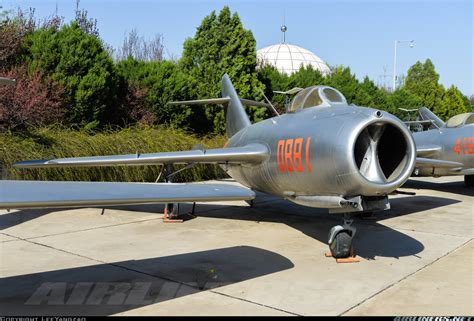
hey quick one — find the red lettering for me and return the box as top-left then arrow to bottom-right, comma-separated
285,139 -> 294,172
277,140 -> 286,172
454,138 -> 461,155
305,137 -> 312,172
469,137 -> 474,155
293,138 -> 304,172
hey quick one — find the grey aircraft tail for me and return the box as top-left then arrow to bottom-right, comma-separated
168,74 -> 270,138
221,74 -> 251,137
417,107 -> 445,128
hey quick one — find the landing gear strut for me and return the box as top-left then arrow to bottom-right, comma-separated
162,163 -> 183,222
327,214 -> 357,259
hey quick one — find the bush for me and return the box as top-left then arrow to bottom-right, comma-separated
0,66 -> 65,130
23,22 -> 120,127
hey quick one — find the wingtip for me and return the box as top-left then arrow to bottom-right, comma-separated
13,160 -> 49,168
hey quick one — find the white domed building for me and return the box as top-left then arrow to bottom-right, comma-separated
257,26 -> 331,76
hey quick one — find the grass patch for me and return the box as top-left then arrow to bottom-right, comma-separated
0,126 -> 228,182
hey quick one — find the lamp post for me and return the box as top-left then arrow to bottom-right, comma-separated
393,40 -> 414,91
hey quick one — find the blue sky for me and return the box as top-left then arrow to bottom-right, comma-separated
3,0 -> 473,95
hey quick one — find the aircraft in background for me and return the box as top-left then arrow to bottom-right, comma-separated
2,74 -> 419,259
404,107 -> 474,187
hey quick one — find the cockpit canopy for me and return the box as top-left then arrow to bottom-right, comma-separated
289,86 -> 347,113
445,113 -> 474,128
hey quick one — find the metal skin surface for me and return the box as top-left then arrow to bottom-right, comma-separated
413,125 -> 474,177
224,105 -> 416,201
0,181 -> 255,209
14,144 -> 268,168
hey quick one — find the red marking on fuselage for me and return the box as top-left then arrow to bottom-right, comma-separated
305,137 -> 312,172
454,136 -> 474,155
277,137 -> 312,173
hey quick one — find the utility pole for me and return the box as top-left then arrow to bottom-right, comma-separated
393,40 -> 415,91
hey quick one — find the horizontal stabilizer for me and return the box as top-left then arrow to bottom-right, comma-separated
416,145 -> 442,157
404,120 -> 435,126
0,181 -> 255,209
416,157 -> 463,169
14,143 -> 269,168
168,97 -> 270,108
168,97 -> 231,105
0,77 -> 16,86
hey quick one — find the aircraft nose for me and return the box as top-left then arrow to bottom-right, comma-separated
351,111 -> 416,195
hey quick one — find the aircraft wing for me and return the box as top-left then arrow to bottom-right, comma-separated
404,120 -> 435,126
14,143 -> 268,168
0,180 -> 255,209
416,157 -> 464,169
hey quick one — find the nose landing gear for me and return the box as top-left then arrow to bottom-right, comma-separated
326,214 -> 360,263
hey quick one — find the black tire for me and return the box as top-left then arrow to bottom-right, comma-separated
465,175 -> 474,188
329,230 -> 352,259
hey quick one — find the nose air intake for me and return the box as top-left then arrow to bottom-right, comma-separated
353,116 -> 415,193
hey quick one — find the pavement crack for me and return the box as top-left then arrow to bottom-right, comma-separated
340,238 -> 473,316
209,290 -> 300,316
2,232 -> 297,316
2,217 -> 164,241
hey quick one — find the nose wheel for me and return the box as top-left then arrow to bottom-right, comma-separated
326,214 -> 359,262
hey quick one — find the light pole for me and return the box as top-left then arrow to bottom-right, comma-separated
393,40 -> 414,91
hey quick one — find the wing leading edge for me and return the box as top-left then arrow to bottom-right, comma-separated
14,143 -> 268,168
0,180 -> 255,209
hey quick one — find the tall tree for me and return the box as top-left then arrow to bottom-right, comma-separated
404,59 -> 445,115
439,85 -> 469,120
180,6 -> 265,133
390,88 -> 422,119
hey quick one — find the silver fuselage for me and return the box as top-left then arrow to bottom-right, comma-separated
224,104 -> 416,200
413,125 -> 474,176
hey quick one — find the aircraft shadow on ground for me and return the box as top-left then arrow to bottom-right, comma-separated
2,191 -> 460,261
186,193 -> 460,260
0,245 -> 294,315
403,178 -> 474,197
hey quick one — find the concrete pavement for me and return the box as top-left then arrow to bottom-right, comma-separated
0,176 -> 472,315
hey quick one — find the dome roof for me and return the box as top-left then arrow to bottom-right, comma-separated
257,43 -> 331,75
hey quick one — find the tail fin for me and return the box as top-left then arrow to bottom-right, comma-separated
168,74 -> 266,138
221,74 -> 251,137
418,107 -> 445,128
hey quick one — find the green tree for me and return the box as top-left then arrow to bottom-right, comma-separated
439,85 -> 469,120
326,66 -> 361,103
23,22 -> 119,128
180,6 -> 266,133
404,59 -> 445,115
288,65 -> 324,89
116,58 -> 200,129
357,76 -> 394,112
257,64 -> 289,113
390,88 -> 422,119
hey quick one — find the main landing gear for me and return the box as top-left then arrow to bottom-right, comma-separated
326,214 -> 360,263
160,163 -> 196,223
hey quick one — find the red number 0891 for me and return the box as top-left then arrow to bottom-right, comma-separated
276,137 -> 312,173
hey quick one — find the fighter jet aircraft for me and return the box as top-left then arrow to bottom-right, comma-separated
1,74 -> 417,259
406,107 -> 474,187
